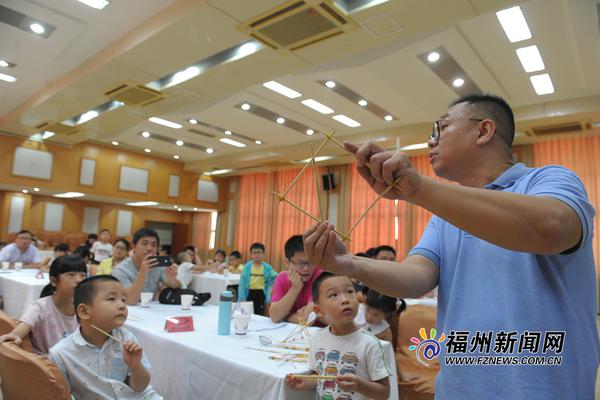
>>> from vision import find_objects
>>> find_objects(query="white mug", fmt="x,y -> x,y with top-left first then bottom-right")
180,294 -> 194,310
233,314 -> 250,335
1,262 -> 9,270
14,262 -> 22,271
140,292 -> 153,307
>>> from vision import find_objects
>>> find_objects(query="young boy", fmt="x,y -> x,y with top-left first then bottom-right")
227,251 -> 244,274
49,275 -> 162,400
91,229 -> 112,264
237,242 -> 277,315
270,235 -> 322,324
286,272 -> 391,400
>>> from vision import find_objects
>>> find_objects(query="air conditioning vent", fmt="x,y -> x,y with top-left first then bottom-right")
35,121 -> 79,136
104,82 -> 164,106
238,0 -> 356,51
531,122 -> 583,135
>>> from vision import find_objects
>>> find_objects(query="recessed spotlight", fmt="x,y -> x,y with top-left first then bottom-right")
144,148 -> 151,153
241,103 -> 251,111
0,60 -> 8,68
276,117 -> 285,124
358,99 -> 368,107
306,129 -> 315,135
255,140 -> 262,144
206,148 -> 214,154
325,80 -> 336,88
224,130 -> 232,135
384,115 -> 393,122
22,189 -> 29,194
453,78 -> 465,87
33,187 -> 40,192
427,52 -> 440,63
188,119 -> 198,125
0,73 -> 17,83
175,140 -> 184,146
30,23 -> 45,34
148,117 -> 182,129
141,131 -> 150,138
173,155 -> 180,160
111,141 -> 119,146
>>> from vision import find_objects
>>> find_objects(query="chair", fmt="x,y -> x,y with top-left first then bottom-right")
0,311 -> 33,353
0,342 -> 71,400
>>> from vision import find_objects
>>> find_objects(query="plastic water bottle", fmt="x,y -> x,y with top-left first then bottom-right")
218,290 -> 233,335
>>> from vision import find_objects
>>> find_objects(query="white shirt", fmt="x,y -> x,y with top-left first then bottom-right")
49,327 -> 162,400
92,241 -> 113,262
309,327 -> 392,400
176,262 -> 194,289
0,243 -> 41,264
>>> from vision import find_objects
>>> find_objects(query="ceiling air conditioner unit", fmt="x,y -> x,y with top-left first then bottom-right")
531,122 -> 583,136
238,0 -> 357,51
104,82 -> 165,106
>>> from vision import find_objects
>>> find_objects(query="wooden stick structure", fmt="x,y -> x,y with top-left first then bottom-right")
310,143 -> 324,222
91,324 -> 124,345
290,374 -> 337,380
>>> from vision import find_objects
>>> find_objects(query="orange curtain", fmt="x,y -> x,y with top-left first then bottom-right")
234,173 -> 273,262
531,137 -> 600,271
409,155 -> 438,247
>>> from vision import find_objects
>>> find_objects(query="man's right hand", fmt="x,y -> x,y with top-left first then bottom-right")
140,255 -> 158,273
303,222 -> 356,277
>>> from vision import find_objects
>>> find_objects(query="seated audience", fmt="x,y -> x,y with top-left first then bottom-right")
227,251 -> 244,274
206,249 -> 227,272
83,233 -> 97,249
373,245 -> 396,261
238,242 -> 277,315
0,229 -> 44,269
175,251 -> 209,288
96,238 -> 129,275
40,242 -> 71,271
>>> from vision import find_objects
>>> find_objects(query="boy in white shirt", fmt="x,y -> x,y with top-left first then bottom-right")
49,275 -> 161,399
286,272 -> 391,400
91,229 -> 113,263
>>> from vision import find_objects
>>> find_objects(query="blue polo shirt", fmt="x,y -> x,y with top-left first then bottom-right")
409,163 -> 599,399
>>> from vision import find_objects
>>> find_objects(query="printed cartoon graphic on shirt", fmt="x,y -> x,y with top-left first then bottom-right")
316,349 -> 360,399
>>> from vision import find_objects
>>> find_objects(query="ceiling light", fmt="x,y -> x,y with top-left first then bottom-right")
276,117 -> 285,124
42,131 -> 55,139
452,78 -> 465,87
76,0 -> 110,10
400,142 -> 429,151
427,52 -> 440,63
173,155 -> 180,160
241,103 -> 251,111
141,131 -> 150,138
302,99 -> 334,114
262,80 -> 302,98
126,201 -> 159,207
30,131 -> 55,141
530,73 -> 554,95
144,148 -> 151,153
194,208 -> 198,211
22,189 -> 28,194
219,138 -> 246,148
325,80 -> 336,88
333,114 -> 361,128
0,72 -> 17,83
204,169 -> 233,176
255,140 -> 262,144
174,205 -> 178,208
54,192 -> 85,198
237,41 -> 261,57
206,148 -> 214,154
188,119 -> 198,125
111,141 -> 119,146
177,208 -> 182,212
0,60 -> 8,67
166,66 -> 201,88
148,117 -> 182,129
496,6 -> 532,43
358,99 -> 368,107
33,187 -> 40,192
175,140 -> 184,146
516,45 -> 545,73
224,130 -> 232,135
306,129 -> 315,135
384,115 -> 394,121
77,110 -> 99,124
30,23 -> 45,34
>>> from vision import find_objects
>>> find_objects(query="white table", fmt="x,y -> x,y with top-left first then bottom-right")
190,272 -> 240,305
37,250 -> 54,260
125,304 -> 398,400
0,269 -> 49,317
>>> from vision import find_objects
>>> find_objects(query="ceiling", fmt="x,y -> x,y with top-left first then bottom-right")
1,0 -> 599,177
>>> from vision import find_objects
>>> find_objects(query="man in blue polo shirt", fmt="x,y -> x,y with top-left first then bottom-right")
303,94 -> 599,399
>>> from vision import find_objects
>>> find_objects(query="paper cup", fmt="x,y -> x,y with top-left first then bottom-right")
140,292 -> 153,307
14,262 -> 22,271
181,294 -> 193,310
1,262 -> 9,270
233,314 -> 250,335
222,268 -> 230,277
241,301 -> 254,316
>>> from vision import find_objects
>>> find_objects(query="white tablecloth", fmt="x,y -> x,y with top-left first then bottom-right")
0,270 -> 49,317
125,304 -> 398,400
190,272 -> 240,305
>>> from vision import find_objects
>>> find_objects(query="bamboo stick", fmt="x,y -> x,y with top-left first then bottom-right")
290,374 -> 337,380
91,324 -> 124,345
310,143 -> 324,222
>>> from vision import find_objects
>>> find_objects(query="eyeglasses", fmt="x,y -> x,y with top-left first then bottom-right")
289,259 -> 310,269
250,250 -> 264,255
430,118 -> 485,144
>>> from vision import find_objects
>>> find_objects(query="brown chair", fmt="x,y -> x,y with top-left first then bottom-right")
0,311 -> 33,353
0,342 -> 71,400
396,304 -> 439,400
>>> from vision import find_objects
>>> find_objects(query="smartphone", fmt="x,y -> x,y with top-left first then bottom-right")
149,255 -> 173,267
